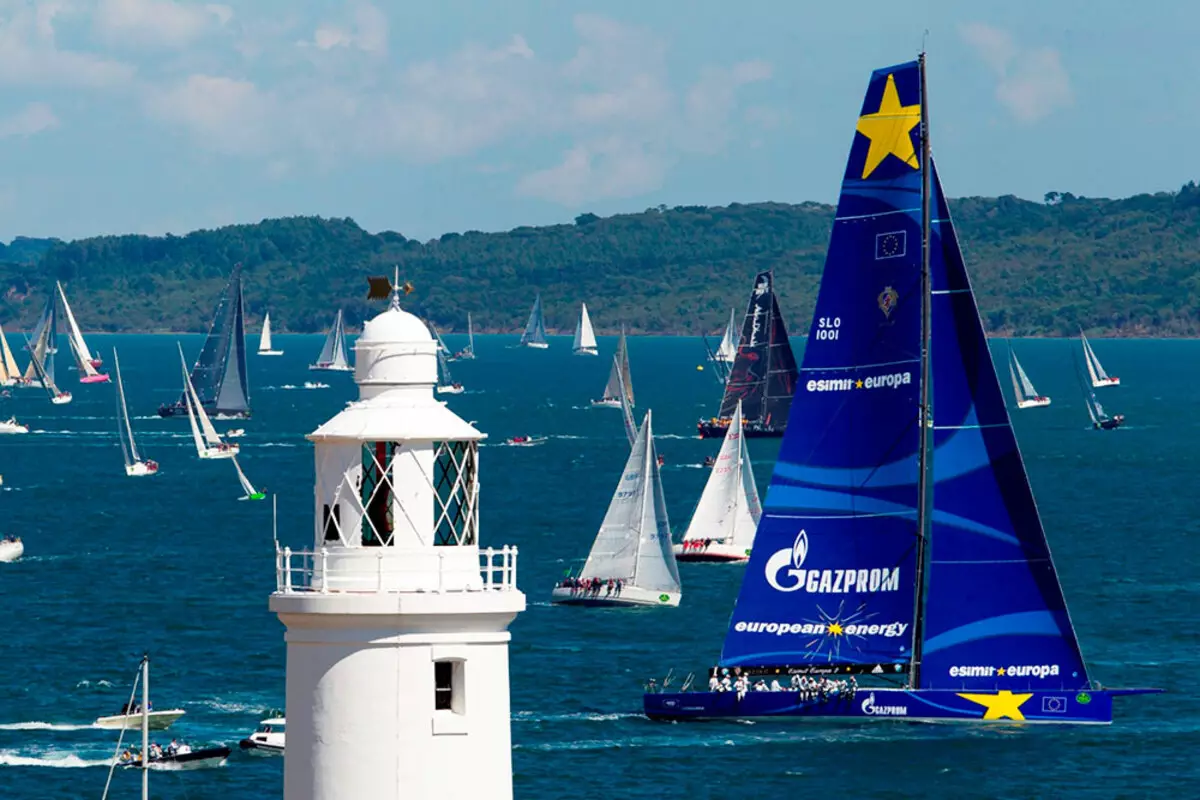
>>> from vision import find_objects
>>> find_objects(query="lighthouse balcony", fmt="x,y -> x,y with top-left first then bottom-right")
275,545 -> 519,595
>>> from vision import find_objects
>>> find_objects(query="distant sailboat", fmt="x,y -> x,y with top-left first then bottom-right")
113,349 -> 158,476
1008,343 -> 1050,409
436,347 -> 464,395
454,313 -> 476,360
616,354 -> 636,445
674,402 -> 761,563
520,294 -> 549,349
711,309 -> 738,363
1083,384 -> 1123,430
179,345 -> 239,459
57,282 -> 109,382
258,313 -> 283,356
310,310 -> 352,371
572,303 -> 598,355
698,271 -> 799,439
21,294 -> 56,388
159,265 -> 251,419
231,456 -> 266,500
0,325 -> 20,387
1080,329 -> 1120,387
24,334 -> 71,404
551,410 -> 681,607
592,328 -> 633,408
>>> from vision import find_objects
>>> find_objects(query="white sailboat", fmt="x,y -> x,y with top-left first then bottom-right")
1008,344 -> 1050,409
179,345 -> 238,460
572,303 -> 598,355
1080,329 -> 1120,387
20,295 -> 55,388
711,308 -> 738,363
113,349 -> 158,476
258,313 -> 283,356
0,325 -> 20,387
454,313 -> 476,360
231,456 -> 265,500
435,348 -> 464,395
551,410 -> 681,608
24,334 -> 71,404
309,310 -> 352,371
57,282 -> 109,383
0,417 -> 29,434
591,328 -> 633,408
674,401 -> 761,562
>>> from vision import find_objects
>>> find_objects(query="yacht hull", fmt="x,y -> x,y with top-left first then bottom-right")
673,543 -> 749,563
698,421 -> 783,439
551,585 -> 679,608
644,687 -> 1160,724
95,709 -> 186,730
158,403 -> 249,420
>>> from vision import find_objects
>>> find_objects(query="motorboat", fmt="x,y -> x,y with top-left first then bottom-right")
0,417 -> 29,434
225,428 -> 246,438
239,717 -> 285,754
95,705 -> 186,731
303,381 -> 330,389
118,741 -> 232,770
0,535 -> 23,563
505,436 -> 546,447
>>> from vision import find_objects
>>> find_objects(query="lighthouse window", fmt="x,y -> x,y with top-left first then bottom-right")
322,504 -> 340,542
434,661 -> 454,710
361,442 -> 396,546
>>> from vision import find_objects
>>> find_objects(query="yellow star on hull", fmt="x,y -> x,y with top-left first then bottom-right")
956,690 -> 1034,721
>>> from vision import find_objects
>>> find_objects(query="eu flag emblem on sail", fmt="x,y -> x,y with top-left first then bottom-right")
875,230 -> 907,260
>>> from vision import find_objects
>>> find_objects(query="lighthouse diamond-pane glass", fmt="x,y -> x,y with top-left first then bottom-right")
434,441 -> 477,547
361,442 -> 396,546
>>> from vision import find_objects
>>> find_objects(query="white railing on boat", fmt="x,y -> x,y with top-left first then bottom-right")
274,545 -> 519,594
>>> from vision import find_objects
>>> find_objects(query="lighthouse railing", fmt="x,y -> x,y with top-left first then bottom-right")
274,544 -> 519,594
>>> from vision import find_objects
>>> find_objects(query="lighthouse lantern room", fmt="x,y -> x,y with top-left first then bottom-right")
271,275 -> 525,800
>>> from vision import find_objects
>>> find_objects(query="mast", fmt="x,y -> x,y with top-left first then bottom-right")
141,654 -> 149,800
909,51 -> 933,688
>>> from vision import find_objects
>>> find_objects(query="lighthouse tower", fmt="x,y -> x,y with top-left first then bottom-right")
271,280 -> 525,800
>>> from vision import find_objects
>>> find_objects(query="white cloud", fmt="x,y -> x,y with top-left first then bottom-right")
0,4 -> 135,87
93,0 -> 232,47
144,74 -> 269,154
305,3 -> 387,54
0,102 -> 59,137
960,23 -> 1072,123
516,137 -> 669,205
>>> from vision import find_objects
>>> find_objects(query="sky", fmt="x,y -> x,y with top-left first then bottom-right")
0,0 -> 1197,243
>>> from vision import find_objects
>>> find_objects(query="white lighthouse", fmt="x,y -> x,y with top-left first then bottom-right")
271,279 -> 526,800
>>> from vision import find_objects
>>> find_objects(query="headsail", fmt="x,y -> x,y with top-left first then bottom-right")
579,411 -> 679,594
921,157 -> 1090,691
23,295 -> 56,382
520,294 -> 548,347
313,310 -> 351,370
180,344 -> 225,450
616,355 -> 636,445
0,325 -> 19,384
573,303 -> 598,354
231,456 -> 263,499
719,63 -> 926,673
681,401 -> 761,549
258,313 -> 283,354
717,272 -> 798,429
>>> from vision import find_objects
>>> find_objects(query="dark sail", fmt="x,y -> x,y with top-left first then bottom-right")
712,272 -> 798,432
159,265 -> 250,418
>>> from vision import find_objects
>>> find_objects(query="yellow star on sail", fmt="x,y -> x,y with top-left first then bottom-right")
957,690 -> 1033,721
855,73 -> 920,179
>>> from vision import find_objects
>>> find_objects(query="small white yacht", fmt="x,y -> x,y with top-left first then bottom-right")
239,717 -> 285,754
94,705 -> 186,731
0,417 -> 29,434
0,535 -> 23,563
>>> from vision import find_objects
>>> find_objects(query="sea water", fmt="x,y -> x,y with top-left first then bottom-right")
0,334 -> 1192,799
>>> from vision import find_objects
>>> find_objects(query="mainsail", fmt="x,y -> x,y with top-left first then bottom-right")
170,266 -> 249,416
578,411 -> 680,595
1080,330 -> 1118,387
716,272 -> 799,429
520,294 -> 549,347
680,401 -> 761,550
113,349 -> 140,468
312,310 -> 351,370
231,456 -> 264,500
23,295 -> 56,382
258,312 -> 283,355
573,303 -> 598,354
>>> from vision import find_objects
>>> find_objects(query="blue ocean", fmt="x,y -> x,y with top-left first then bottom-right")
0,334 -> 1191,798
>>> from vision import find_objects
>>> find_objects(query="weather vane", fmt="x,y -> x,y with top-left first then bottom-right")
367,266 -> 413,309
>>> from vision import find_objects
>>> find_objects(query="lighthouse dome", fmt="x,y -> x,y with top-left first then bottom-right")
352,304 -> 438,396
358,305 -> 434,347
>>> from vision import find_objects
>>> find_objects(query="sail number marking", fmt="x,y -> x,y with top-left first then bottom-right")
815,317 -> 841,341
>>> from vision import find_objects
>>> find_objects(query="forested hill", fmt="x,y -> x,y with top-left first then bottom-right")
4,182 -> 1200,336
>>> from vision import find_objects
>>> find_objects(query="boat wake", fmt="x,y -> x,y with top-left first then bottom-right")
512,710 -> 640,724
0,749 -> 110,768
191,698 -> 276,716
0,721 -> 97,731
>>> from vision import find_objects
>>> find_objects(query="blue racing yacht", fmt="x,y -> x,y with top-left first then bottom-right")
644,55 -> 1159,725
